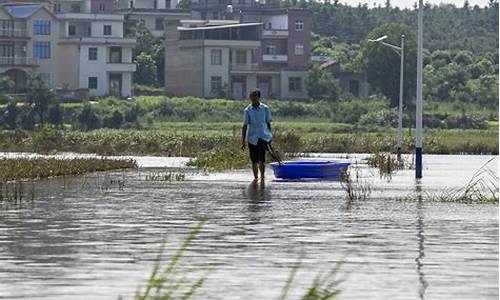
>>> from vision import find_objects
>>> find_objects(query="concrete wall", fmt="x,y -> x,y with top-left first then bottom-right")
90,0 -> 114,13
280,70 -> 306,99
55,44 -> 79,89
79,44 -> 109,96
286,10 -> 311,68
264,14 -> 287,30
165,40 -> 204,97
28,8 -> 59,88
90,20 -> 123,37
203,46 -> 229,97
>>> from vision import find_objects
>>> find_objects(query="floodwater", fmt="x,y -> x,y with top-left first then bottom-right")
0,154 -> 498,300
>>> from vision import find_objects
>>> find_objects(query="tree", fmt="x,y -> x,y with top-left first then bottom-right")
131,20 -> 164,86
4,100 -> 18,129
134,52 -> 158,85
77,103 -> 100,131
48,102 -> 64,127
26,74 -> 56,125
361,23 -> 417,107
0,75 -> 14,104
305,64 -> 340,101
177,0 -> 191,9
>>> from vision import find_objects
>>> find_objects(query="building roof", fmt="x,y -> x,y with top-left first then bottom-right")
178,22 -> 262,31
2,3 -> 55,19
4,4 -> 40,17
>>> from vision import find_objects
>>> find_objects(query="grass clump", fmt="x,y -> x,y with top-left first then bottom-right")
186,146 -> 249,171
145,170 -> 186,182
340,168 -> 372,203
133,222 -> 210,300
0,157 -> 137,183
364,152 -> 407,179
130,222 -> 342,300
403,158 -> 498,204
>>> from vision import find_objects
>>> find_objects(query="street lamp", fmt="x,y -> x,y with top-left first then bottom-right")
368,34 -> 405,161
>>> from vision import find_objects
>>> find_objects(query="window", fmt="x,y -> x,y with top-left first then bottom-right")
166,0 -> 171,8
211,76 -> 222,92
236,50 -> 246,64
238,0 -> 246,4
265,45 -> 276,55
154,0 -> 158,8
109,47 -> 122,63
33,41 -> 50,59
103,25 -> 112,36
54,3 -> 61,13
155,18 -> 164,30
295,20 -> 304,31
70,4 -> 81,12
68,25 -> 76,36
33,20 -> 50,35
99,3 -> 106,11
294,43 -> 304,55
88,77 -> 98,89
88,47 -> 98,60
40,73 -> 51,86
211,49 -> 222,65
289,77 -> 302,92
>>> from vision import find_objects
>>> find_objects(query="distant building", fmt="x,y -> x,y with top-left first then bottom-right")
115,0 -> 190,38
0,0 -> 136,98
165,20 -> 262,98
317,57 -> 371,98
165,2 -> 312,100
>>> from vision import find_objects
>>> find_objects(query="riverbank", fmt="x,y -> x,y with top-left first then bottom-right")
0,125 -> 497,157
0,157 -> 137,183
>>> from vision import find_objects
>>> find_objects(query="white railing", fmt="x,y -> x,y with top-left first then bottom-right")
262,54 -> 287,62
0,28 -> 28,38
229,63 -> 259,71
263,29 -> 288,37
0,57 -> 37,66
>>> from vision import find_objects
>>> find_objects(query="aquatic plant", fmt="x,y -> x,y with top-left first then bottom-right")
131,222 -> 342,300
403,158 -> 498,204
145,170 -> 186,182
186,144 -> 249,171
364,152 -> 407,179
0,157 -> 137,183
278,259 -> 341,300
340,167 -> 372,202
133,222 -> 210,300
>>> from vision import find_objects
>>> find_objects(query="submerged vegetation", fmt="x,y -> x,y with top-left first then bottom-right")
365,152 -> 408,179
0,157 -> 137,183
144,170 -> 186,182
132,222 -> 342,300
404,158 -> 498,204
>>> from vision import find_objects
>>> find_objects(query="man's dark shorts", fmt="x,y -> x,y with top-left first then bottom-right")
248,138 -> 267,163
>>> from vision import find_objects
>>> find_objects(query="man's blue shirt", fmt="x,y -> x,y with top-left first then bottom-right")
243,103 -> 272,146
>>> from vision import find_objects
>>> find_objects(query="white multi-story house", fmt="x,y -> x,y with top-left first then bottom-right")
115,0 -> 189,38
0,0 -> 136,98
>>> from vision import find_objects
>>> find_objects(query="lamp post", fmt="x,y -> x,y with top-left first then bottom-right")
368,34 -> 405,161
416,0 -> 423,179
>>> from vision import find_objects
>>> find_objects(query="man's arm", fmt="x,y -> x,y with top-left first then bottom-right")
241,124 -> 247,149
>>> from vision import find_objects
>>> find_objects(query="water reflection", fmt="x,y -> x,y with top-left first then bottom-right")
245,180 -> 271,203
415,182 -> 428,299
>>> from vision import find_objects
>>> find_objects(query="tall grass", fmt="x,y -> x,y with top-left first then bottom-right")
131,222 -> 342,300
0,157 -> 137,183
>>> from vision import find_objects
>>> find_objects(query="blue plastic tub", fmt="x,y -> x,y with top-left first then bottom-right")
270,160 -> 350,180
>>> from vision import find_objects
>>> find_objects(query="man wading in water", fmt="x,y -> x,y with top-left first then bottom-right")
241,89 -> 273,180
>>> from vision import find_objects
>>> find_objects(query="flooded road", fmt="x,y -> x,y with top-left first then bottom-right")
0,154 -> 498,299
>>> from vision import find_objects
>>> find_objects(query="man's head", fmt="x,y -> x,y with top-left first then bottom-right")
249,89 -> 261,107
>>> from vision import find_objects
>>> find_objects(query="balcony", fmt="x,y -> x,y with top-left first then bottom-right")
229,63 -> 259,72
0,28 -> 29,38
106,62 -> 136,72
262,54 -> 287,63
0,57 -> 38,66
263,29 -> 288,38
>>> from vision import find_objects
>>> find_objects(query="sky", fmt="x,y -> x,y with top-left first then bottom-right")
340,0 -> 491,8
